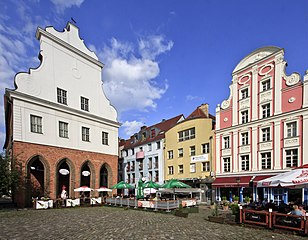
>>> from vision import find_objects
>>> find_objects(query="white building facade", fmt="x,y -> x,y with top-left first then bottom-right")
4,22 -> 120,207
214,46 -> 308,204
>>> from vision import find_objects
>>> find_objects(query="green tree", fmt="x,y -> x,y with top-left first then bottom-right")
0,153 -> 21,197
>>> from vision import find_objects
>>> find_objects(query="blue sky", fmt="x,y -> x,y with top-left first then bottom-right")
1,0 -> 308,148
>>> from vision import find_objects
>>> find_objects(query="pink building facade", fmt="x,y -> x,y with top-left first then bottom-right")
214,46 -> 308,204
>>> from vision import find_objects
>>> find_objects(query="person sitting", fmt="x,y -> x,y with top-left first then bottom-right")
289,205 -> 304,216
299,205 -> 306,216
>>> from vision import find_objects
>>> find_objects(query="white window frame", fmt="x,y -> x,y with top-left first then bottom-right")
202,162 -> 210,172
286,121 -> 297,138
81,96 -> 89,111
224,136 -> 230,149
178,148 -> 183,158
57,88 -> 67,105
190,163 -> 196,173
286,148 -> 298,168
261,127 -> 271,142
82,126 -> 90,142
190,146 -> 196,156
261,152 -> 271,169
148,143 -> 152,151
223,157 -> 231,172
261,79 -> 271,92
202,143 -> 209,154
168,150 -> 173,159
168,166 -> 174,175
241,88 -> 249,99
178,164 -> 184,174
241,155 -> 249,171
102,131 -> 108,145
30,115 -> 43,134
241,132 -> 249,145
262,103 -> 271,118
156,141 -> 161,149
59,121 -> 68,138
178,127 -> 195,142
241,110 -> 249,124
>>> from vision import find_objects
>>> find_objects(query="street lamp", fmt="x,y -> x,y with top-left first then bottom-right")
236,177 -> 240,201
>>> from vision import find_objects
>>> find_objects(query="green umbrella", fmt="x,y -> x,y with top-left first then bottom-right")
137,179 -> 144,199
162,179 -> 190,188
111,181 -> 134,189
143,180 -> 161,189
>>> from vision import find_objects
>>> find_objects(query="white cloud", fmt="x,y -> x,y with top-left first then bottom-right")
121,121 -> 144,137
95,36 -> 172,115
50,0 -> 85,13
186,95 -> 205,101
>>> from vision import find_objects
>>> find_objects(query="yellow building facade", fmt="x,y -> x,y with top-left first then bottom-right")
164,104 -> 215,188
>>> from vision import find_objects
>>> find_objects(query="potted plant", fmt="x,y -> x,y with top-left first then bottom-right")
208,203 -> 225,223
222,200 -> 229,211
233,196 -> 239,203
244,196 -> 250,203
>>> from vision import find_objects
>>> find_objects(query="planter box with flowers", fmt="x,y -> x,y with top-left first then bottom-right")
66,198 -> 80,207
34,198 -> 53,209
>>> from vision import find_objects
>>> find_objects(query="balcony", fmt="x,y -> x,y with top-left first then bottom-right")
136,151 -> 145,159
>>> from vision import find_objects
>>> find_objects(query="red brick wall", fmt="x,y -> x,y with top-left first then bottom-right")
12,141 -> 118,207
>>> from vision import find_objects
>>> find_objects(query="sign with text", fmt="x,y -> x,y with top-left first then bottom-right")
191,154 -> 209,162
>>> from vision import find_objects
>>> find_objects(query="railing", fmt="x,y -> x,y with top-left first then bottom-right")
105,197 -> 181,211
240,207 -> 308,234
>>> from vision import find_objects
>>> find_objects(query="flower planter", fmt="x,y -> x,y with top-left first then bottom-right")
208,216 -> 225,224
174,210 -> 189,218
223,205 -> 229,211
34,200 -> 53,209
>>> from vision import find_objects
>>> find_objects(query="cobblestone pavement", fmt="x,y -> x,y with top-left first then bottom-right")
0,205 -> 306,240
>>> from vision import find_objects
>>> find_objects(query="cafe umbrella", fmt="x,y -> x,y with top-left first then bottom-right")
161,179 -> 191,200
111,181 -> 134,196
142,180 -> 161,198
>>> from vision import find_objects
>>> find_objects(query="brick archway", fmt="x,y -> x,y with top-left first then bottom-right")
100,163 -> 113,188
25,155 -> 50,206
55,158 -> 75,199
80,160 -> 96,189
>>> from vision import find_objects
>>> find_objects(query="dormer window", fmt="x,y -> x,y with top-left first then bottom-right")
151,129 -> 155,138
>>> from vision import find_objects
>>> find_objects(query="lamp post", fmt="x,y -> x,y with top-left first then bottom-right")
236,177 -> 240,202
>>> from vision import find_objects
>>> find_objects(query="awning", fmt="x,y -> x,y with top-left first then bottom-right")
252,175 -> 275,186
212,176 -> 252,188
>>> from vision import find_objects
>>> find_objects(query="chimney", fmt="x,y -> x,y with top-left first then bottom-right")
198,103 -> 209,118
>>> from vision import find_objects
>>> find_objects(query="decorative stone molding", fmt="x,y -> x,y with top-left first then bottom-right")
222,148 -> 231,156
284,137 -> 299,147
275,53 -> 284,64
223,117 -> 228,122
259,142 -> 272,151
220,85 -> 233,110
260,91 -> 272,103
239,98 -> 250,110
282,61 -> 300,86
240,145 -> 250,153
238,74 -> 251,85
288,97 -> 296,103
259,64 -> 274,76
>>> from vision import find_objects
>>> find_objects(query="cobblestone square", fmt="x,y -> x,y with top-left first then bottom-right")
0,205 -> 306,240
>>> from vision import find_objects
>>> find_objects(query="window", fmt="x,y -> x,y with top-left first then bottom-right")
148,157 -> 152,169
286,149 -> 298,167
241,110 -> 248,123
190,146 -> 196,156
81,96 -> 89,111
262,79 -> 270,91
286,122 -> 297,138
156,141 -> 161,149
241,88 -> 249,99
178,165 -> 184,174
57,88 -> 67,105
190,163 -> 196,173
202,162 -> 210,172
202,143 -> 209,154
262,103 -> 270,118
102,131 -> 108,145
168,150 -> 173,159
131,148 -> 135,155
30,115 -> 42,133
82,127 -> 90,142
241,132 -> 249,145
262,127 -> 270,142
151,129 -> 155,138
168,166 -> 174,175
241,155 -> 249,171
148,143 -> 152,151
59,121 -> 68,138
223,157 -> 230,172
224,136 -> 230,149
178,148 -> 183,157
178,127 -> 195,142
142,132 -> 146,140
154,156 -> 158,168
261,152 -> 271,169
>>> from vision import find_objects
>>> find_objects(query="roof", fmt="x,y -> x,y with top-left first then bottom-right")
122,114 -> 184,149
